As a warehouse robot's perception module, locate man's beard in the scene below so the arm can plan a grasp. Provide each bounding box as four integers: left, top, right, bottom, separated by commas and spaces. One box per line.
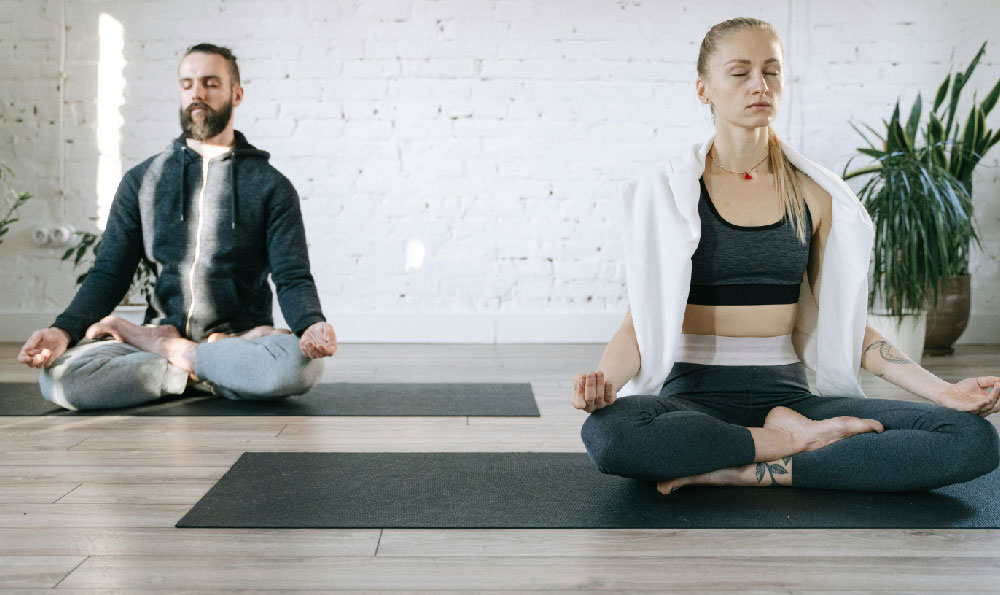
180, 98, 233, 141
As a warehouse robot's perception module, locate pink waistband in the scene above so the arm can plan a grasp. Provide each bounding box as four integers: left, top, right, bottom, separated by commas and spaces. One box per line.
674, 333, 800, 366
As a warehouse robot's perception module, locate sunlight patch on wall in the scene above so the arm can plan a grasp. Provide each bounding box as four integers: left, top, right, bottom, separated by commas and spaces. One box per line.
95, 13, 125, 230
404, 238, 426, 271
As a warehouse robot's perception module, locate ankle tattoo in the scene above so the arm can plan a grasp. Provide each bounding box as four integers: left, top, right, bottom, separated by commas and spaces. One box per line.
755, 456, 792, 485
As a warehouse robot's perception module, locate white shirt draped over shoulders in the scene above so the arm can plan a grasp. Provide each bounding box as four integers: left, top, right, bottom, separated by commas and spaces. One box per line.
620, 133, 875, 398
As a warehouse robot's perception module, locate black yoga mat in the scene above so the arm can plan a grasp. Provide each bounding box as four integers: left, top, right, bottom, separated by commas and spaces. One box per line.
0, 383, 64, 416
0, 382, 538, 417
177, 452, 1000, 529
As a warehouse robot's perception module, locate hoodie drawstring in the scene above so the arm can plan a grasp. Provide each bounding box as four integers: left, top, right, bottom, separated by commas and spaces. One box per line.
176, 131, 259, 228
178, 151, 188, 222
230, 155, 238, 230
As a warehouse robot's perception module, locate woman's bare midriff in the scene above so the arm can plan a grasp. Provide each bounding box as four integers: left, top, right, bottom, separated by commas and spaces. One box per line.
681, 303, 798, 337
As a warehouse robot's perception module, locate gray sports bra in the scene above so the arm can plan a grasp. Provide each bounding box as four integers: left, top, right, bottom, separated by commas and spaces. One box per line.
687, 176, 812, 306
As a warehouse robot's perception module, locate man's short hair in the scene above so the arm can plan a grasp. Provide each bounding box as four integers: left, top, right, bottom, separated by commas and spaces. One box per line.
183, 43, 240, 86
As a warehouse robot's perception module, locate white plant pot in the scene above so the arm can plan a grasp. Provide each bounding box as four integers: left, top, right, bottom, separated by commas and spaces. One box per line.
866, 310, 927, 365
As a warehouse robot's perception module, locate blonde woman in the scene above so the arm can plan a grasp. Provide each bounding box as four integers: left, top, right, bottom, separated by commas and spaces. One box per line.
574, 18, 1000, 494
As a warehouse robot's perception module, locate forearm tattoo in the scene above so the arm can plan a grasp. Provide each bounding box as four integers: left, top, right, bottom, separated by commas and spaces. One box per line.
756, 457, 792, 485
863, 340, 915, 366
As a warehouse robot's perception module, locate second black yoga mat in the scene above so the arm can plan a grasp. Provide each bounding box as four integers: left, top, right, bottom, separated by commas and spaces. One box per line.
0, 382, 538, 417
177, 452, 1000, 529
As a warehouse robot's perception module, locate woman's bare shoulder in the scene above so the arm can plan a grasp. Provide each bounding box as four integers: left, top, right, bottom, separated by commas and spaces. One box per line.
795, 169, 832, 234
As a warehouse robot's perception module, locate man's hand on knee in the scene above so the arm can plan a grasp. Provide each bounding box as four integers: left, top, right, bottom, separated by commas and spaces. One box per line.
17, 327, 70, 368
299, 321, 337, 359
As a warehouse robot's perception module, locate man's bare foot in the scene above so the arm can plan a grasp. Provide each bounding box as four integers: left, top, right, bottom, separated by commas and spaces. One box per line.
239, 325, 292, 341
763, 406, 883, 452
85, 316, 180, 345
206, 326, 291, 343
85, 316, 198, 374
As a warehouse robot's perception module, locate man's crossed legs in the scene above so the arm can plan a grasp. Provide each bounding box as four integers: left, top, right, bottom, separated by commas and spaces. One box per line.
40, 316, 323, 411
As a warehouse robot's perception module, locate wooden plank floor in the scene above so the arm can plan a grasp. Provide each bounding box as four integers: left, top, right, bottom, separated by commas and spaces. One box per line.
1, 341, 999, 592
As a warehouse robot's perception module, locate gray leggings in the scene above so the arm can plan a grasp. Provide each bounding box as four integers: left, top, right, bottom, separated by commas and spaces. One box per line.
40, 333, 323, 411
582, 361, 1000, 491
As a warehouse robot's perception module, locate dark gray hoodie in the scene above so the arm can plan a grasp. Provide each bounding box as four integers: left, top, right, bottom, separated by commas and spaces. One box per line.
53, 131, 326, 344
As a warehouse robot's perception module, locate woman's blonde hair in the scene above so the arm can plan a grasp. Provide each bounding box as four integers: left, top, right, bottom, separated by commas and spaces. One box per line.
697, 17, 810, 245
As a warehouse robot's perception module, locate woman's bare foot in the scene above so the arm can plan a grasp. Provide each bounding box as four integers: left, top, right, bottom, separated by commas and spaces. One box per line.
657, 465, 756, 495
655, 408, 884, 496
763, 406, 884, 452
85, 316, 198, 374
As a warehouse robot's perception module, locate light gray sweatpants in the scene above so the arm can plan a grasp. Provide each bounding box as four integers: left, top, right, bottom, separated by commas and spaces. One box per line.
40, 333, 323, 411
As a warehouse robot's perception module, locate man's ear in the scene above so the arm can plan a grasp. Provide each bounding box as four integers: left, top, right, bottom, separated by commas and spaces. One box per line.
232, 85, 244, 108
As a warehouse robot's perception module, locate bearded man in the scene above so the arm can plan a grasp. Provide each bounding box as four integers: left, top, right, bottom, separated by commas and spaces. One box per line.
18, 43, 337, 410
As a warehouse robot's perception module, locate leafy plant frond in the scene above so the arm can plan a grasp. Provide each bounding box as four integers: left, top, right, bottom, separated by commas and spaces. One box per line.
61, 231, 157, 306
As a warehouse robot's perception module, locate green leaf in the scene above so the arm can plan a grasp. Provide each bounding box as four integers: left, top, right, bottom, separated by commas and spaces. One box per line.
973, 109, 989, 161
849, 119, 884, 148
981, 76, 1000, 117
843, 164, 883, 180
987, 128, 1000, 151
957, 105, 981, 181
905, 92, 922, 145
858, 147, 885, 158
962, 41, 988, 83
927, 113, 947, 166
860, 121, 886, 144
946, 71, 965, 135
888, 121, 906, 154
933, 72, 952, 113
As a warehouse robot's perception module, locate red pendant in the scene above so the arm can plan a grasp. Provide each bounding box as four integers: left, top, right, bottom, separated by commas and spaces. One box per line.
744, 172, 753, 180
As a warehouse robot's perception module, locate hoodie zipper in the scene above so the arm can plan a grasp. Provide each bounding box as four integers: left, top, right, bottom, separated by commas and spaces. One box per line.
184, 157, 211, 337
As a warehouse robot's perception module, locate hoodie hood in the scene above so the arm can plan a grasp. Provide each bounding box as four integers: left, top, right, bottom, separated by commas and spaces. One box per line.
172, 130, 270, 229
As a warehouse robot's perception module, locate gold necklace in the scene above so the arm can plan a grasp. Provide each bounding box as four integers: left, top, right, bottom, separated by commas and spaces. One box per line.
709, 144, 768, 180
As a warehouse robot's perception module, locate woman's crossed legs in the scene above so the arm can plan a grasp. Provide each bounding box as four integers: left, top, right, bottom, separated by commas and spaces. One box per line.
581, 391, 999, 493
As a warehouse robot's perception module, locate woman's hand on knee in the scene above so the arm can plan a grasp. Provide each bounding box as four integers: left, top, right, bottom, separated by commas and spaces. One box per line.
572, 371, 616, 413
932, 377, 1000, 417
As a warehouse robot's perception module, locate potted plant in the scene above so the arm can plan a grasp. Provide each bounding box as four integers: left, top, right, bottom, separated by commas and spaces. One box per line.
0, 162, 32, 248
920, 41, 1000, 354
62, 231, 156, 322
843, 100, 977, 363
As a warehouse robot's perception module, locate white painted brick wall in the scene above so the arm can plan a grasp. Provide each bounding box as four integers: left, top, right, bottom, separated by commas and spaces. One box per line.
0, 0, 998, 343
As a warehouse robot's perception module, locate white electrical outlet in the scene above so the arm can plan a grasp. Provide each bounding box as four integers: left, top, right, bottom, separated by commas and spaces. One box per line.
32, 225, 78, 248
31, 227, 50, 246
50, 225, 75, 246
